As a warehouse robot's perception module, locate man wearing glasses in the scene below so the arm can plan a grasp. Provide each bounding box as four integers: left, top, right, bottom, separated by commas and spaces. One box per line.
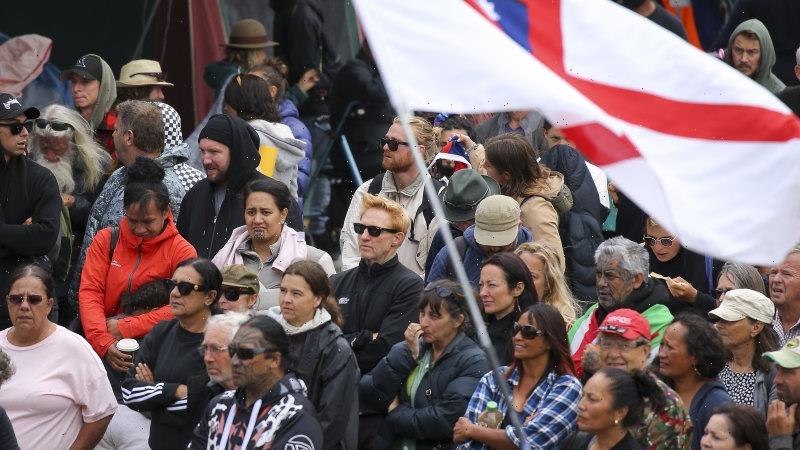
582, 309, 691, 449
568, 236, 674, 377
0, 93, 61, 329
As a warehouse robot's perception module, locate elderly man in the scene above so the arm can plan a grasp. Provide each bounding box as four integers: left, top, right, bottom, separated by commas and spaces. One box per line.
201, 312, 250, 396
582, 309, 689, 449
764, 337, 800, 449
770, 245, 800, 346
568, 236, 674, 376
340, 116, 441, 277
28, 105, 112, 251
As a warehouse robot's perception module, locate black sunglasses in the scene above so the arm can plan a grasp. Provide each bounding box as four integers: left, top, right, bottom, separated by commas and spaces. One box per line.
643, 235, 674, 247
513, 323, 542, 340
222, 286, 255, 301
6, 293, 44, 305
166, 279, 206, 296
32, 119, 73, 132
0, 121, 33, 135
228, 345, 277, 360
379, 137, 409, 151
423, 283, 461, 299
353, 222, 398, 237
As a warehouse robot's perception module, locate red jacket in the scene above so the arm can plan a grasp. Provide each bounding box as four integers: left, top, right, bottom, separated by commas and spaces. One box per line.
79, 212, 196, 356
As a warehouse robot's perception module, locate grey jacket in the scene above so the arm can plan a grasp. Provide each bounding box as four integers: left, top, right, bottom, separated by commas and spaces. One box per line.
769, 432, 800, 450
754, 366, 779, 418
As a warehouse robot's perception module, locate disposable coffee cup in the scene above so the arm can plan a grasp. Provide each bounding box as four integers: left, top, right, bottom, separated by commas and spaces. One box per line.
117, 339, 139, 360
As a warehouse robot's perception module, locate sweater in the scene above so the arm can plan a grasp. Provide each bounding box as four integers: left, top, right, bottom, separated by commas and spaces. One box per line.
121, 319, 209, 450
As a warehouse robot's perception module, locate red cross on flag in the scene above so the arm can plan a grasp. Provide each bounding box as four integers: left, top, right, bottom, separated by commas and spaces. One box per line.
353, 0, 800, 265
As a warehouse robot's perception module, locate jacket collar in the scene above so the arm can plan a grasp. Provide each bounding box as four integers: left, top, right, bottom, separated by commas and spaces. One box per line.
358, 253, 400, 276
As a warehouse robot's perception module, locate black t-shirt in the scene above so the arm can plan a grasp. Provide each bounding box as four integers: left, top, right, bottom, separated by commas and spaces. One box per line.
648, 4, 688, 40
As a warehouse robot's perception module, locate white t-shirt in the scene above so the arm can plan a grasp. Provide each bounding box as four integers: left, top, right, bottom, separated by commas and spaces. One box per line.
0, 326, 117, 450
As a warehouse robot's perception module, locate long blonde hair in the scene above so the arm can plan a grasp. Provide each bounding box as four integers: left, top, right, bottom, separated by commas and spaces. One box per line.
515, 242, 578, 326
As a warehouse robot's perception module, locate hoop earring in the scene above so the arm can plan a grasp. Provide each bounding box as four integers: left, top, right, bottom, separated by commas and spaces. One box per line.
693, 365, 703, 377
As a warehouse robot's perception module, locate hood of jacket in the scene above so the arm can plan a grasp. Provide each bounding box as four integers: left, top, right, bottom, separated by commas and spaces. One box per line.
726, 19, 784, 93
278, 99, 300, 120
156, 142, 190, 169
204, 114, 261, 191
88, 54, 117, 129
154, 102, 184, 149
118, 210, 182, 252
248, 119, 307, 167
265, 305, 332, 336
523, 170, 565, 200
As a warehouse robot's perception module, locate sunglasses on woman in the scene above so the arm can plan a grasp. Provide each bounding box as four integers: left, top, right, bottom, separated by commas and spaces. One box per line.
166, 279, 205, 296
423, 283, 462, 299
6, 293, 44, 305
32, 119, 73, 132
379, 137, 409, 151
353, 222, 398, 237
643, 235, 674, 247
228, 345, 277, 360
0, 121, 33, 135
513, 323, 542, 340
222, 286, 255, 301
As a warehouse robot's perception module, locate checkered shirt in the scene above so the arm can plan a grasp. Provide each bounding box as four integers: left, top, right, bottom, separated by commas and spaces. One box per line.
458, 367, 581, 450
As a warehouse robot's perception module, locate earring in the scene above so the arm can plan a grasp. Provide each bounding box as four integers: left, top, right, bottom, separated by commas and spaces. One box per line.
693, 365, 703, 377
614, 418, 619, 425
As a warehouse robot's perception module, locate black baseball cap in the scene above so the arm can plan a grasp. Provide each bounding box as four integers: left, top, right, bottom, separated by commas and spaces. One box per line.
0, 93, 39, 121
60, 54, 103, 81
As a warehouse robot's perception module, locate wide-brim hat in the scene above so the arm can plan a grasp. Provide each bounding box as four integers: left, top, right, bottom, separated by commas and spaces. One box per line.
225, 19, 278, 49
117, 59, 174, 87
439, 169, 501, 223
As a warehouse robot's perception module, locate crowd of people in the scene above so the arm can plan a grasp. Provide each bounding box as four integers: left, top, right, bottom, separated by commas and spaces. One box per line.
1, 1, 800, 449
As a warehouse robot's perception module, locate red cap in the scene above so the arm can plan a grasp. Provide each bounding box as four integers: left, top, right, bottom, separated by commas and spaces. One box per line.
598, 308, 652, 341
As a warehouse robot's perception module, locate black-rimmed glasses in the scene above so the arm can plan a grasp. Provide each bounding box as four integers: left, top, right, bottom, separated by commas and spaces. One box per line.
166, 279, 206, 296
353, 222, 398, 237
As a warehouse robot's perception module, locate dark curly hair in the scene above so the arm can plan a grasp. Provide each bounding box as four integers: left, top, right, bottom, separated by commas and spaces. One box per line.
124, 156, 170, 212
120, 279, 171, 315
224, 74, 280, 123
672, 314, 727, 379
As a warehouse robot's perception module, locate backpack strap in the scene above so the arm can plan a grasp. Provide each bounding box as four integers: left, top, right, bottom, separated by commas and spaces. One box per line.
109, 226, 120, 262
366, 173, 384, 196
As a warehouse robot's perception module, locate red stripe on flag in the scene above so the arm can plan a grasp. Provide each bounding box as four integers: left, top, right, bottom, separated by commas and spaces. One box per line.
525, 0, 800, 143
561, 123, 642, 165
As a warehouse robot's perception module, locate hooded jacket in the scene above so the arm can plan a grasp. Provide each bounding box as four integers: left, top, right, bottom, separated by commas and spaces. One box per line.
361, 333, 490, 450
68, 143, 200, 306
725, 19, 786, 94
177, 115, 303, 259
189, 374, 323, 450
154, 102, 206, 193
519, 171, 569, 265
78, 212, 197, 356
266, 307, 360, 450
248, 119, 307, 200
0, 155, 61, 328
85, 54, 117, 154
426, 225, 534, 288
278, 99, 312, 199
540, 145, 608, 301
688, 380, 731, 450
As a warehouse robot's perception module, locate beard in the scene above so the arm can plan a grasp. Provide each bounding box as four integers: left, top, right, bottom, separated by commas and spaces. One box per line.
35, 152, 76, 194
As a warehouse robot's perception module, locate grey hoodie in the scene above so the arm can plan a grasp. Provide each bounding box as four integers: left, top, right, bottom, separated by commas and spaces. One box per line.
726, 19, 786, 94
87, 54, 117, 129
247, 119, 306, 200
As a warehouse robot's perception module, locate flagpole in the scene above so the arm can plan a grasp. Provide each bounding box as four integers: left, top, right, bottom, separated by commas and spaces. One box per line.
397, 109, 530, 450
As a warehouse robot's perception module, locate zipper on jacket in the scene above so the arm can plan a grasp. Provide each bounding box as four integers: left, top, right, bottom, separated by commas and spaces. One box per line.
127, 242, 144, 293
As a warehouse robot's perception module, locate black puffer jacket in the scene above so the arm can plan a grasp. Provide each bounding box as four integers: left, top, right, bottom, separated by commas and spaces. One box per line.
330, 255, 423, 375
541, 145, 608, 301
360, 333, 490, 450
287, 321, 360, 450
177, 115, 303, 258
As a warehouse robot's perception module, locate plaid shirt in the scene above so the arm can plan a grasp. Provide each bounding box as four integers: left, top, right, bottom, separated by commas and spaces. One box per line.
774, 310, 800, 346
458, 367, 581, 450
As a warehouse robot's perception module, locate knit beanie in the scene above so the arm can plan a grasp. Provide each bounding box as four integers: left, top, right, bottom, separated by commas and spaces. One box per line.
198, 114, 235, 148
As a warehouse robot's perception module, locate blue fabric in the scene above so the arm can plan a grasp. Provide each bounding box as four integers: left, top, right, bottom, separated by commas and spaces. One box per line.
426, 226, 533, 286
278, 99, 312, 201
689, 380, 731, 450
458, 368, 581, 450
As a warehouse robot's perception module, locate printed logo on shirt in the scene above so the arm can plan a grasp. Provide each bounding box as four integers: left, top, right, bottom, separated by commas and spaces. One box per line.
111, 259, 122, 268
338, 297, 349, 305
285, 435, 314, 450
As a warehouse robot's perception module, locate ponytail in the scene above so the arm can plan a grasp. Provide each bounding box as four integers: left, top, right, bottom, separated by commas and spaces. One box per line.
598, 367, 666, 427
322, 295, 344, 328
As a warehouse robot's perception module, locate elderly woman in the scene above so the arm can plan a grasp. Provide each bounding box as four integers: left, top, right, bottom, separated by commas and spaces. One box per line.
658, 314, 731, 450
709, 289, 779, 417
361, 279, 490, 449
212, 178, 334, 309
454, 303, 582, 450
0, 265, 116, 450
121, 258, 221, 450
515, 242, 579, 325
267, 260, 359, 450
715, 262, 767, 305
79, 157, 196, 372
27, 104, 112, 247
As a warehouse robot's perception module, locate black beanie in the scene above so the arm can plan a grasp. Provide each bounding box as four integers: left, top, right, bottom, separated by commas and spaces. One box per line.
199, 114, 235, 148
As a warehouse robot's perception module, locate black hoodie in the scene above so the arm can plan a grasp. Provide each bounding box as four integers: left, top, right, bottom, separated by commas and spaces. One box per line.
177, 115, 303, 258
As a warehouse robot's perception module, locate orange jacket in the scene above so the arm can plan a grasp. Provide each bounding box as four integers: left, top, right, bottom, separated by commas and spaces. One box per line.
79, 212, 197, 356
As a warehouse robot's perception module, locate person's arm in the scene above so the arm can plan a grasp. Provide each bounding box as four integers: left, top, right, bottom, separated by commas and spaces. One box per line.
120, 327, 182, 411
0, 172, 60, 255
78, 228, 116, 356
386, 351, 491, 441
68, 416, 112, 450
0, 408, 19, 450
452, 372, 497, 449
360, 341, 415, 411
340, 186, 366, 271
116, 305, 174, 339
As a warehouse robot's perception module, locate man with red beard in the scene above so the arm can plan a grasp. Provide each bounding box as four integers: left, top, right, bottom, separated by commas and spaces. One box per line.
0, 93, 61, 329
27, 105, 112, 254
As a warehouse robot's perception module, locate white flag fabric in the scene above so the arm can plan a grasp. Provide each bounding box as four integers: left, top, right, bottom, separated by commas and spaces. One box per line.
353, 0, 800, 265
